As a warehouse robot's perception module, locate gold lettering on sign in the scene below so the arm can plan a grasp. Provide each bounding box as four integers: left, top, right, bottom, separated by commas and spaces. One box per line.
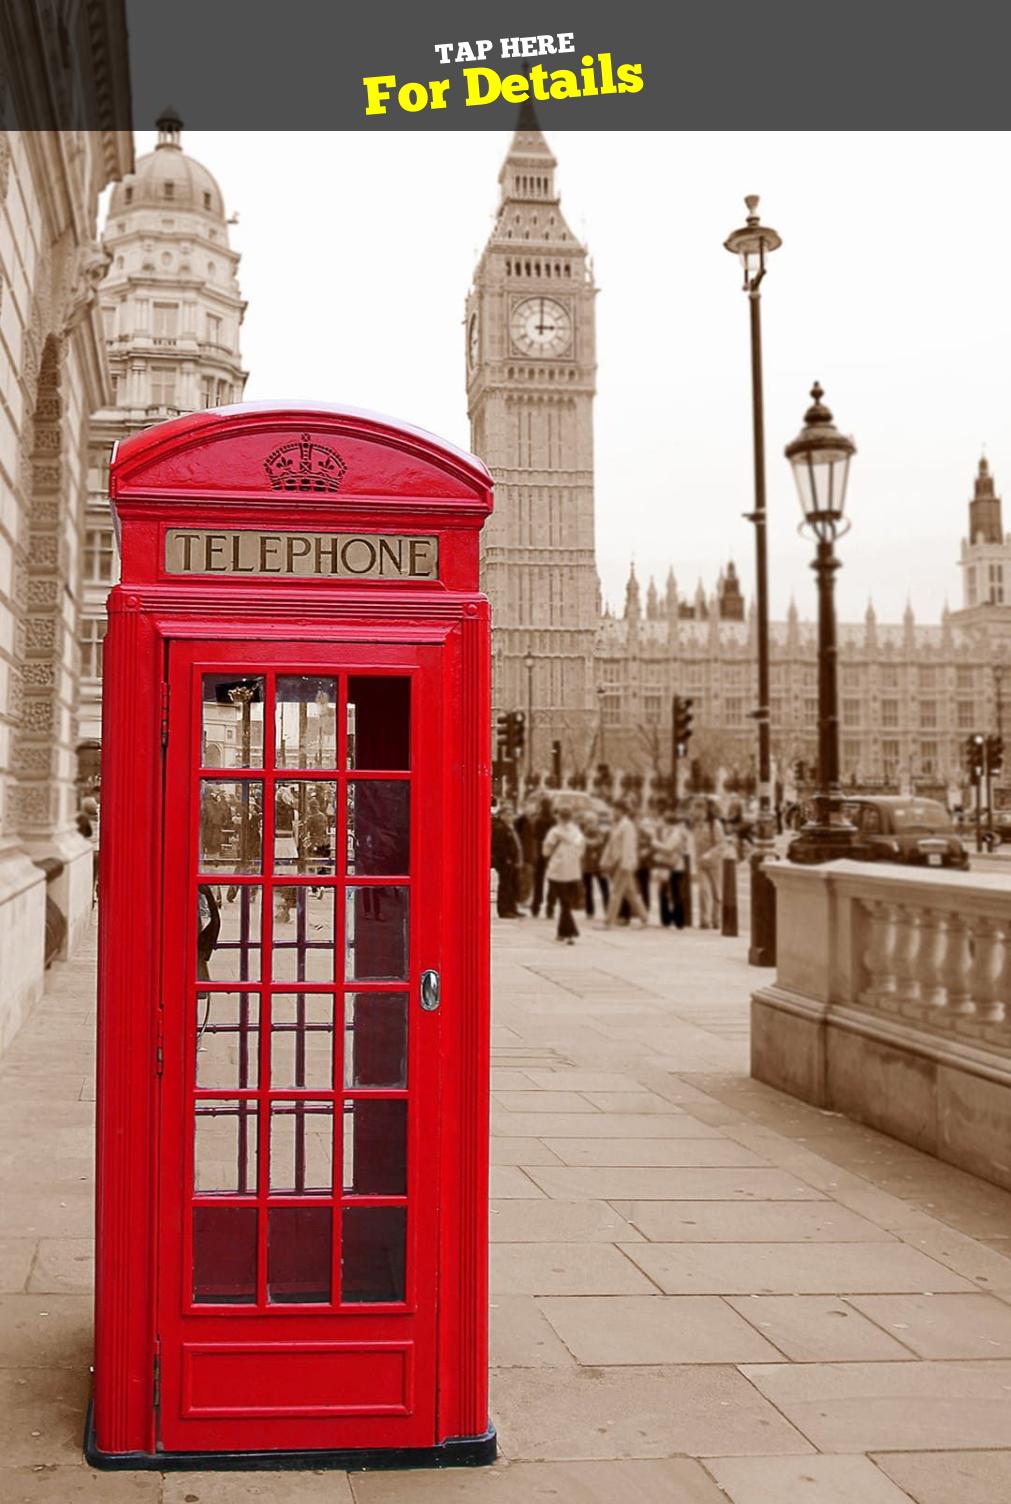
165, 530, 440, 580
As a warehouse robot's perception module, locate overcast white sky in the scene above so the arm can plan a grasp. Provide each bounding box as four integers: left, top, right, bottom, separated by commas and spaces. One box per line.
129, 129, 1011, 623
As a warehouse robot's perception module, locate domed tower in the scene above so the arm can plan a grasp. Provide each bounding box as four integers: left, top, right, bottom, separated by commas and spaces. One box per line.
80, 113, 248, 743
98, 109, 247, 420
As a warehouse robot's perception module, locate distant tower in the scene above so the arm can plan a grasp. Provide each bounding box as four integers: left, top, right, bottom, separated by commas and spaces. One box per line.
466, 104, 600, 757
80, 113, 248, 744
718, 561, 745, 621
960, 454, 1010, 611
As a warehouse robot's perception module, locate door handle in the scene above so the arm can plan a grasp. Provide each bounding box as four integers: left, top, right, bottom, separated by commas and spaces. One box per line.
420, 969, 440, 1012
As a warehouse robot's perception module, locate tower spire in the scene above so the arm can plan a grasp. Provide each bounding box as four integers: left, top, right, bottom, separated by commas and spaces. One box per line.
969, 451, 1003, 543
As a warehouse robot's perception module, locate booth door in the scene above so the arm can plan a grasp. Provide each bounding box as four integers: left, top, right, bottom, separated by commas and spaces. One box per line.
157, 641, 443, 1455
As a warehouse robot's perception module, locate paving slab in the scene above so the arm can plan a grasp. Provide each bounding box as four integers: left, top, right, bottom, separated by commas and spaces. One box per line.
0, 1239, 36, 1293
618, 1201, 896, 1243
705, 1454, 914, 1504
495, 1092, 599, 1114
350, 1458, 727, 1503
491, 1363, 814, 1459
620, 1242, 974, 1295
0, 1470, 161, 1503
846, 1292, 1011, 1358
489, 1295, 578, 1368
27, 1239, 94, 1295
0, 1368, 92, 1466
490, 1243, 657, 1296
163, 1473, 354, 1502
740, 1360, 1011, 1451
537, 1295, 784, 1365
870, 1450, 1011, 1504
541, 1137, 767, 1168
726, 1296, 914, 1361
490, 1112, 716, 1139
524, 1167, 826, 1202
0, 1294, 93, 1369
490, 1139, 563, 1167
488, 1167, 546, 1199
489, 1199, 642, 1244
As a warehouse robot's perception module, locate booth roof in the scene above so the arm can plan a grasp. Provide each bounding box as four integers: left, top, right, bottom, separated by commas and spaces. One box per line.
112, 401, 492, 489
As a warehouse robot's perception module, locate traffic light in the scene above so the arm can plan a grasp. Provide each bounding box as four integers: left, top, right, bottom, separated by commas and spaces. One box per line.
673, 695, 695, 754
511, 709, 525, 757
966, 733, 985, 784
551, 738, 562, 785
496, 712, 510, 759
987, 733, 1004, 776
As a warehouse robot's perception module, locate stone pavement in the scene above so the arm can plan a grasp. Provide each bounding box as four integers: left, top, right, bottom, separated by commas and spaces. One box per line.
3, 912, 1011, 1501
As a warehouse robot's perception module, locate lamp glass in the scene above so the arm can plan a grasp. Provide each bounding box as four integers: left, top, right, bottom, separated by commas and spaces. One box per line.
790, 448, 852, 526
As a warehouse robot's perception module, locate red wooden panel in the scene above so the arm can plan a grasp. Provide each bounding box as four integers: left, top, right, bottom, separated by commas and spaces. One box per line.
182, 1341, 413, 1417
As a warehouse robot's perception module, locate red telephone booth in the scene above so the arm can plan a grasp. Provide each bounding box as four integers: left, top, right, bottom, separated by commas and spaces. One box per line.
89, 404, 495, 1470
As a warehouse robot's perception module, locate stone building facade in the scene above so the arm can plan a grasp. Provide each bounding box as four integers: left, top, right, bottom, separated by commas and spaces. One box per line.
0, 24, 133, 1049
79, 113, 247, 748
469, 120, 1011, 798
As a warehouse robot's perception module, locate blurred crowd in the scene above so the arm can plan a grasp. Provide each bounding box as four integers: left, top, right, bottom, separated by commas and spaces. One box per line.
491, 790, 748, 946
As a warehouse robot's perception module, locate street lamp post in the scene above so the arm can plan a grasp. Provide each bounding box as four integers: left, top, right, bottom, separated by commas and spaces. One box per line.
596, 685, 606, 767
724, 195, 782, 966
524, 650, 536, 785
785, 383, 859, 863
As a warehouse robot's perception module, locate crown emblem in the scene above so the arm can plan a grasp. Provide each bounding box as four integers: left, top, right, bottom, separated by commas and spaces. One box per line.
263, 433, 347, 493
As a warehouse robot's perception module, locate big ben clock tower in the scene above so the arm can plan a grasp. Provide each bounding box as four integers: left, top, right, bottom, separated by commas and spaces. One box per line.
466, 106, 600, 768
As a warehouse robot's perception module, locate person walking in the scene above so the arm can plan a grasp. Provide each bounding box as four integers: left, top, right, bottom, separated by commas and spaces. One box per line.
542, 804, 585, 944
603, 800, 649, 927
530, 796, 555, 919
491, 802, 523, 918
651, 807, 688, 929
580, 811, 610, 918
692, 797, 726, 930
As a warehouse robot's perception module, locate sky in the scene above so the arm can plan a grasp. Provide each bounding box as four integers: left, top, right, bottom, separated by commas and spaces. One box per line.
126, 129, 1011, 623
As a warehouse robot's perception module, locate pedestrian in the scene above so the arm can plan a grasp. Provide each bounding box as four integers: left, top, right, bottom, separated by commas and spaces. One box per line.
513, 796, 538, 911
580, 811, 610, 918
530, 795, 555, 918
491, 802, 523, 918
304, 797, 330, 896
79, 794, 100, 906
651, 806, 688, 929
542, 803, 585, 944
692, 797, 726, 930
603, 799, 649, 927
274, 786, 299, 923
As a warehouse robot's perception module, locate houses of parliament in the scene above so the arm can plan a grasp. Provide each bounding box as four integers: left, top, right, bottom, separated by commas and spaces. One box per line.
75, 116, 1011, 804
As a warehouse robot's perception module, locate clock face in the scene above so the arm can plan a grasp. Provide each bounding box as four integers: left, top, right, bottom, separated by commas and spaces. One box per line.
510, 297, 572, 358
468, 312, 479, 370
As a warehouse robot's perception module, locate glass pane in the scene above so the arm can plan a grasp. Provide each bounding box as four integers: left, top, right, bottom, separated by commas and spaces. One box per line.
196, 991, 259, 1089
344, 992, 407, 1088
347, 677, 410, 770
345, 887, 409, 981
201, 675, 264, 769
342, 1099, 406, 1195
194, 1099, 258, 1194
200, 885, 262, 982
276, 677, 337, 770
347, 782, 410, 875
273, 781, 336, 873
271, 993, 333, 1089
199, 781, 263, 873
342, 1207, 406, 1304
269, 1101, 333, 1194
272, 888, 335, 982
193, 1205, 257, 1304
268, 1206, 332, 1304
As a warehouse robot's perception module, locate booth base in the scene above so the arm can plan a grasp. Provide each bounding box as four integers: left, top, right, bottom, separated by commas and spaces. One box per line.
84, 1404, 497, 1473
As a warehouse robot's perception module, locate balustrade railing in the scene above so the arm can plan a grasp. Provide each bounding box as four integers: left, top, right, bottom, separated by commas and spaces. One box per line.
837, 870, 1011, 1052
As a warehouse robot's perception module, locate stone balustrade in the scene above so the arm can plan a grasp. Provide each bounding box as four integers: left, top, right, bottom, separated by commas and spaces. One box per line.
752, 860, 1011, 1191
